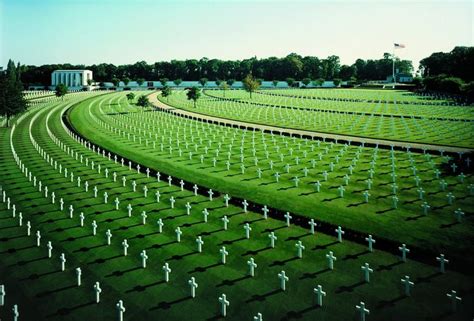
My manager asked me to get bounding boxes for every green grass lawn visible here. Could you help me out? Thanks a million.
[157,89,474,148]
[1,91,473,320]
[69,92,474,265]
[260,88,454,105]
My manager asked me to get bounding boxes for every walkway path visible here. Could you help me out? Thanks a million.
[148,92,473,154]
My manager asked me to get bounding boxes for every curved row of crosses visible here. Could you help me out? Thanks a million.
[0,92,471,320]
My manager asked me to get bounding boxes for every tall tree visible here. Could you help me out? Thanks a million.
[111,77,120,87]
[136,95,150,107]
[161,85,172,102]
[126,92,135,102]
[199,77,208,88]
[242,74,260,99]
[0,59,27,127]
[136,78,145,87]
[186,86,201,108]
[339,65,356,80]
[226,79,235,87]
[301,78,311,87]
[220,82,229,97]
[55,83,68,100]
[272,80,279,88]
[286,77,295,87]
[173,78,182,87]
[123,77,131,86]
[160,78,169,87]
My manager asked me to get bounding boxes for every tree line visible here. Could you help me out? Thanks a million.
[17,53,413,87]
[418,46,474,100]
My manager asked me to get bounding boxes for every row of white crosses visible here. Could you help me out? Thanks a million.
[9,96,201,315]
[8,95,468,320]
[93,101,471,222]
[77,96,474,234]
[28,101,470,249]
[209,88,472,124]
[167,89,470,146]
[2,163,460,302]
[78,95,468,312]
[9,120,318,320]
[1,92,108,320]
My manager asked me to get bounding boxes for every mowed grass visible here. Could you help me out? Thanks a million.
[70,92,474,266]
[261,88,453,104]
[207,89,472,119]
[157,89,474,147]
[0,92,473,320]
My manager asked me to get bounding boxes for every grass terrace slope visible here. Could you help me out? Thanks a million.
[261,88,453,104]
[2,91,473,320]
[69,92,474,267]
[158,89,474,148]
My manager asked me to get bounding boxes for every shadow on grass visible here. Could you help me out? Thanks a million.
[220,236,246,246]
[188,262,221,274]
[375,208,395,214]
[106,266,142,278]
[245,288,281,303]
[335,280,365,293]
[269,256,299,267]
[259,181,276,186]
[73,243,108,253]
[131,230,165,241]
[342,250,370,261]
[10,255,48,268]
[145,240,176,250]
[440,221,459,229]
[36,284,76,298]
[20,269,62,282]
[88,254,122,265]
[0,234,27,242]
[347,201,365,207]
[283,304,320,320]
[239,217,265,225]
[377,295,406,309]
[126,280,166,293]
[322,196,339,202]
[241,176,259,182]
[217,275,251,287]
[405,214,426,221]
[49,300,96,317]
[285,232,312,242]
[242,246,271,257]
[200,228,223,236]
[299,191,317,196]
[313,240,338,250]
[277,186,296,191]
[300,267,330,280]
[377,260,403,272]
[149,295,192,311]
[167,251,197,261]
[262,225,287,234]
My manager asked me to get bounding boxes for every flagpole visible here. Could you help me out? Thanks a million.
[392,43,396,84]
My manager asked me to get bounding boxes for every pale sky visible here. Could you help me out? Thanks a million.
[0,0,472,69]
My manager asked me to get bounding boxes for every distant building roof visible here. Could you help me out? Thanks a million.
[52,69,92,72]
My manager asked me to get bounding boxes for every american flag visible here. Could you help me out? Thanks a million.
[394,43,406,48]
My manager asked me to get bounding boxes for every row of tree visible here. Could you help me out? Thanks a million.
[418,47,474,101]
[17,53,413,87]
[419,46,473,81]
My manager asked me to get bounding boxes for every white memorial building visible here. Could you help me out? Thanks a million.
[51,70,93,89]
